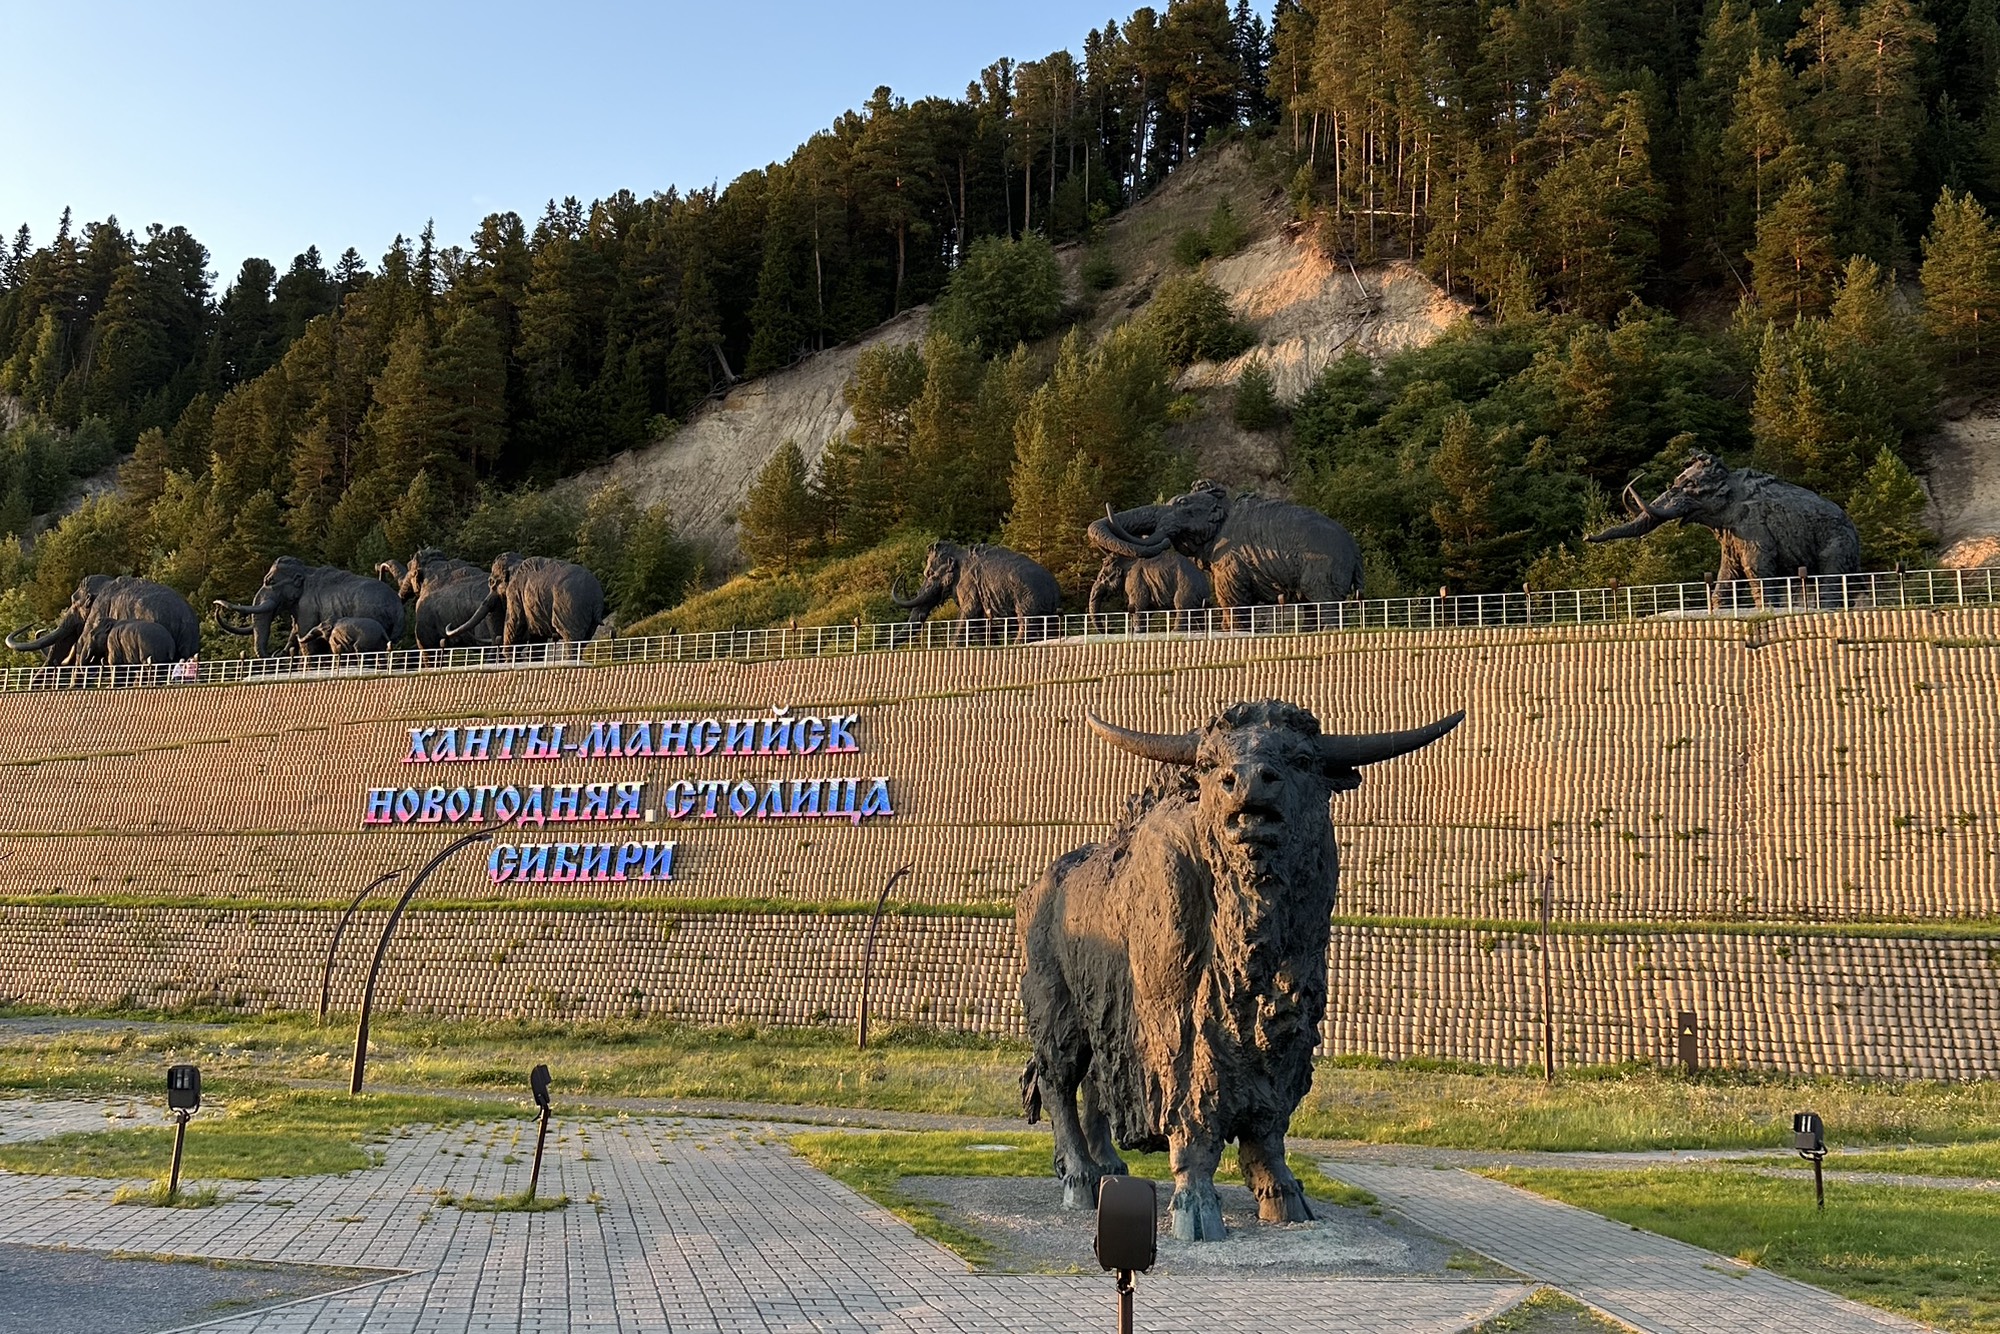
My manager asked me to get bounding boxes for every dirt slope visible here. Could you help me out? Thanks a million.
[1924,399,2000,567]
[571,143,1470,564]
[560,309,929,561]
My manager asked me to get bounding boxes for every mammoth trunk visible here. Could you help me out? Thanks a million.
[447,593,503,640]
[890,577,945,624]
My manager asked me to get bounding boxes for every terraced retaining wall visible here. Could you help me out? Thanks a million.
[1,609,1996,1076]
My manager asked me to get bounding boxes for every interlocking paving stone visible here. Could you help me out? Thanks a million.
[0,1108,1529,1333]
[1320,1162,1932,1334]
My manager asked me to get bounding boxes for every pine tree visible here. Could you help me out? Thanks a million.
[1920,188,2000,364]
[1847,446,1934,566]
[1233,357,1281,429]
[1750,171,1843,322]
[738,441,820,570]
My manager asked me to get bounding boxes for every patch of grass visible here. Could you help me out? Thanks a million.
[0,1087,520,1180]
[1289,1064,2000,1152]
[1468,1288,1626,1333]
[788,1130,1372,1266]
[1489,1167,2000,1333]
[435,1189,569,1213]
[111,1177,224,1208]
[1783,1144,2000,1178]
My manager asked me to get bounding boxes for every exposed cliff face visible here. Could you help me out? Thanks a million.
[1925,399,2000,568]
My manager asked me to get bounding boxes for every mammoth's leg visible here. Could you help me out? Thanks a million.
[1079,1078,1127,1179]
[1238,1127,1313,1224]
[1167,1132,1226,1241]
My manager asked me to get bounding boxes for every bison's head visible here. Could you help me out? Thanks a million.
[1088,700,1464,850]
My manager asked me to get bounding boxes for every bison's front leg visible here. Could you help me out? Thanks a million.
[1167,1134,1226,1241]
[1238,1130,1314,1223]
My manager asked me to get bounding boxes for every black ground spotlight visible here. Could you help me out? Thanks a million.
[1095,1175,1157,1334]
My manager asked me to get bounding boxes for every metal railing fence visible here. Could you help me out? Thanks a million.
[4,565,1994,694]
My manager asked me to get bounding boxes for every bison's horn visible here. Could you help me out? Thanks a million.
[1085,711,1200,766]
[1318,710,1465,769]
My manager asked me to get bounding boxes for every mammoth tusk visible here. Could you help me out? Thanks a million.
[888,577,920,609]
[1318,711,1466,769]
[4,625,62,652]
[1086,711,1200,766]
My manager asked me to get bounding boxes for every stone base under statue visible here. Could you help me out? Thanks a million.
[901,1173,1482,1276]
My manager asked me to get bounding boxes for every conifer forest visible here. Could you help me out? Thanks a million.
[2,0,1994,643]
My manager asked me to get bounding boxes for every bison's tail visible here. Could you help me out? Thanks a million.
[1019,1059,1043,1125]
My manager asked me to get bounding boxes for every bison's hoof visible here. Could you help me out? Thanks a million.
[1061,1170,1102,1210]
[1257,1183,1314,1224]
[1169,1185,1226,1241]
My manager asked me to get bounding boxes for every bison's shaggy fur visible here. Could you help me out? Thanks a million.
[1018,699,1460,1240]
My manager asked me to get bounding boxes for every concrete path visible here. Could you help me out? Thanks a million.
[0,1113,1530,1334]
[1320,1162,1928,1333]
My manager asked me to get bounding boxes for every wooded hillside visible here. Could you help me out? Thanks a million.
[1,0,1995,640]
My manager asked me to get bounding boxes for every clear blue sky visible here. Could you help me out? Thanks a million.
[1,1,1117,285]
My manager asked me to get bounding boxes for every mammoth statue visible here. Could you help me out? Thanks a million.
[1087,545,1213,624]
[446,553,606,646]
[1089,480,1363,613]
[213,556,406,657]
[1019,699,1463,1240]
[889,541,1061,642]
[378,549,496,649]
[78,617,178,668]
[6,575,201,666]
[1586,452,1861,595]
[292,617,392,659]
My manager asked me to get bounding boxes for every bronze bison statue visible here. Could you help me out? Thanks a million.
[1018,699,1462,1240]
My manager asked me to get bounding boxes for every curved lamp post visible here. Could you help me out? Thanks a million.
[857,863,913,1051]
[351,831,492,1094]
[319,868,406,1025]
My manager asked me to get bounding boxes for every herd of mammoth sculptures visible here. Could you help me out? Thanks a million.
[1,455,1863,670]
[891,456,1865,633]
[3,550,608,670]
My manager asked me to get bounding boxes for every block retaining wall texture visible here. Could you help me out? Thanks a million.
[0,610,1996,1076]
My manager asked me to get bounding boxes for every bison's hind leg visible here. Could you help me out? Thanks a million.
[1239,1129,1314,1224]
[1079,1078,1128,1179]
[1036,1051,1108,1210]
[1168,1134,1227,1241]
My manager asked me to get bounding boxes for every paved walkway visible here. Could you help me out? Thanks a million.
[0,1112,1530,1333]
[1320,1162,1928,1333]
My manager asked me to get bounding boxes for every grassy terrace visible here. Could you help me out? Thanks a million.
[5,1011,2000,1154]
[3,1010,1997,1328]
[1492,1167,2000,1332]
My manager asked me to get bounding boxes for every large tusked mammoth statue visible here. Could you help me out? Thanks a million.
[1019,700,1463,1239]
[1586,452,1862,589]
[1087,546,1213,621]
[78,617,178,667]
[213,557,406,657]
[446,553,605,646]
[1089,480,1363,610]
[890,540,1061,640]
[378,549,496,649]
[7,575,200,666]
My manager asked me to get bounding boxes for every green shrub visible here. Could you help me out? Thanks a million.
[1172,227,1214,268]
[930,234,1065,351]
[1206,201,1248,259]
[1233,358,1282,430]
[1143,273,1254,367]
[631,575,811,636]
[1081,250,1121,292]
